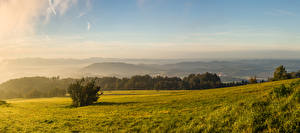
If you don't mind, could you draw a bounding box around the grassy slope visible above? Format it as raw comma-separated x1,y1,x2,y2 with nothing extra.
0,79,299,132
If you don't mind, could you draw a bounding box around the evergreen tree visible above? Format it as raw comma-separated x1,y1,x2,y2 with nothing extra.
273,65,289,81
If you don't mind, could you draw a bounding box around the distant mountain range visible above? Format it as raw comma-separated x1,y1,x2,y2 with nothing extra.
81,60,300,81
1,58,300,82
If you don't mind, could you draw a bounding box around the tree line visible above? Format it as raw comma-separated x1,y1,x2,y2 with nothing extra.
0,73,232,99
269,65,300,81
67,65,300,107
247,65,300,84
0,65,299,99
96,72,223,90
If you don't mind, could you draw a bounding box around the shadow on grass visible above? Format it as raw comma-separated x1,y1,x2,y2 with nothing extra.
0,101,11,107
91,102,137,106
64,102,137,108
103,94,139,95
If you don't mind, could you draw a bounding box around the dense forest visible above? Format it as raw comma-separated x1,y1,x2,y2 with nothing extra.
96,72,223,90
0,77,74,99
0,73,237,99
0,66,299,99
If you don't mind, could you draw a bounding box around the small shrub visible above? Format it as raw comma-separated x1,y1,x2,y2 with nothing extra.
273,84,293,98
249,76,258,84
67,78,102,107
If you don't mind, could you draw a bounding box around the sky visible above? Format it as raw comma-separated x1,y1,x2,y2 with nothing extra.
1,0,300,59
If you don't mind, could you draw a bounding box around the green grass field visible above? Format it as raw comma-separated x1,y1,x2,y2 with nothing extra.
0,79,299,132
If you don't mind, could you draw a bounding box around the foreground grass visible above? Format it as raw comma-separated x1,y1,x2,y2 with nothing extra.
0,79,299,132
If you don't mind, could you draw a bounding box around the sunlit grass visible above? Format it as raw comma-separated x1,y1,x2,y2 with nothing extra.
0,79,299,132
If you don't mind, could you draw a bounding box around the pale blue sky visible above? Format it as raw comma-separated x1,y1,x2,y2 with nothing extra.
1,0,300,59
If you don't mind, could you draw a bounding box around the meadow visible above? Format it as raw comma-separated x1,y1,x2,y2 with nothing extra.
0,79,299,132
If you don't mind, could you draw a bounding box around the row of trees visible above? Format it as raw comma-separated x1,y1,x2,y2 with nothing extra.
66,73,240,107
247,65,300,84
0,73,228,99
1,65,299,100
67,65,300,107
93,72,224,90
270,65,300,81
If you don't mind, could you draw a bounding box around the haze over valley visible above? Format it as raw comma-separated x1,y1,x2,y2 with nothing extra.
1,0,300,132
1,57,300,83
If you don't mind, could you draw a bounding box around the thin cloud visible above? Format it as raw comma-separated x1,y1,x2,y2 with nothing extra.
78,0,92,18
87,22,91,31
86,0,92,10
45,0,77,23
0,0,77,42
137,0,146,8
77,0,94,31
265,9,296,16
48,0,57,15
77,12,86,18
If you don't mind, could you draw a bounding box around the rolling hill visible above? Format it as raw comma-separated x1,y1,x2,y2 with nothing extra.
0,79,299,132
1,58,300,82
81,60,300,81
81,62,161,77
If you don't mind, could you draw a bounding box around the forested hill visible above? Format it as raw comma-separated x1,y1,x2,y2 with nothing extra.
0,77,74,99
81,62,160,77
1,65,299,99
0,73,231,99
